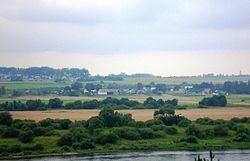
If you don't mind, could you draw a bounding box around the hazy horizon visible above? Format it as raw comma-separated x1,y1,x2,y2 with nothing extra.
0,0,250,76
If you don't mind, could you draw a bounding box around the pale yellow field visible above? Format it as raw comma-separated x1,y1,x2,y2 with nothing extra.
10,108,250,121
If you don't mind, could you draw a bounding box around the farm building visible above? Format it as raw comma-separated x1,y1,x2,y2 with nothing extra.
98,89,108,95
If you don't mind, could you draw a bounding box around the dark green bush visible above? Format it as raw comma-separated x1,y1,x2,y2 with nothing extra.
195,117,212,125
0,112,13,126
178,119,191,127
57,133,73,146
72,142,81,150
33,127,47,136
60,145,71,152
153,131,165,138
86,116,104,132
186,125,202,138
225,121,237,130
199,95,227,107
122,130,140,140
32,144,44,151
134,121,146,128
2,127,19,138
138,128,154,139
112,127,141,140
97,132,119,145
180,136,198,143
214,125,229,136
79,139,95,149
0,127,4,136
150,124,166,131
0,145,7,154
57,119,72,129
39,118,54,127
231,117,250,123
236,127,250,135
18,130,33,143
233,133,250,142
69,128,89,143
165,127,178,135
18,121,37,131
7,144,21,153
158,114,190,126
22,144,44,151
195,117,226,125
145,120,163,127
48,98,63,109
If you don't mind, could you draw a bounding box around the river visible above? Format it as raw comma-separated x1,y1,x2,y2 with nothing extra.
16,150,250,161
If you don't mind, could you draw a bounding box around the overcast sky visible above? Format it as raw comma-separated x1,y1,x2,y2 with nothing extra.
0,0,250,76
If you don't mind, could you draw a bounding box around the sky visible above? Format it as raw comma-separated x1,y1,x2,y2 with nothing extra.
0,0,250,76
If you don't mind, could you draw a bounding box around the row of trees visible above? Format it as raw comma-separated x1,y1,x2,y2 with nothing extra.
191,81,250,94
144,97,178,108
0,97,179,111
0,94,229,111
0,99,62,111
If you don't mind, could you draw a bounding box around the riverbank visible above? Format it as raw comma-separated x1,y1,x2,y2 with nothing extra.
2,147,250,160
15,150,250,161
0,110,249,160
1,136,250,160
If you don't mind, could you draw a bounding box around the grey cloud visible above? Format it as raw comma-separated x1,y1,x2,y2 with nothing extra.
0,0,249,54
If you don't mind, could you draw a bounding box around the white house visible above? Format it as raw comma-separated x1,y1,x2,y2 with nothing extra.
98,89,108,95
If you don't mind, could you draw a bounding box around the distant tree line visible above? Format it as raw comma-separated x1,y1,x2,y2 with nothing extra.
0,97,179,111
191,81,250,94
0,67,91,80
0,67,125,82
223,80,250,94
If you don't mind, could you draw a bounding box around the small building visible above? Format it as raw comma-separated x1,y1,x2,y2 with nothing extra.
184,86,193,90
98,89,108,95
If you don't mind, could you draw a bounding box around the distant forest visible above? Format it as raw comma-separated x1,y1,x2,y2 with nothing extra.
0,67,157,82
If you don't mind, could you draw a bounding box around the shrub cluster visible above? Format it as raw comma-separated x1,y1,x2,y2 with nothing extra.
0,112,72,145
199,95,227,107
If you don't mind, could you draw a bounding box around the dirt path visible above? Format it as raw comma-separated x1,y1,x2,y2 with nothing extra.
10,108,250,121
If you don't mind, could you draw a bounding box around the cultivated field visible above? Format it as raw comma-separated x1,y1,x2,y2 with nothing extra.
10,107,250,121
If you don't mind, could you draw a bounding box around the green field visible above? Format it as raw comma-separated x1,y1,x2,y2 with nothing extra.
121,76,250,85
0,81,71,90
1,75,250,90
